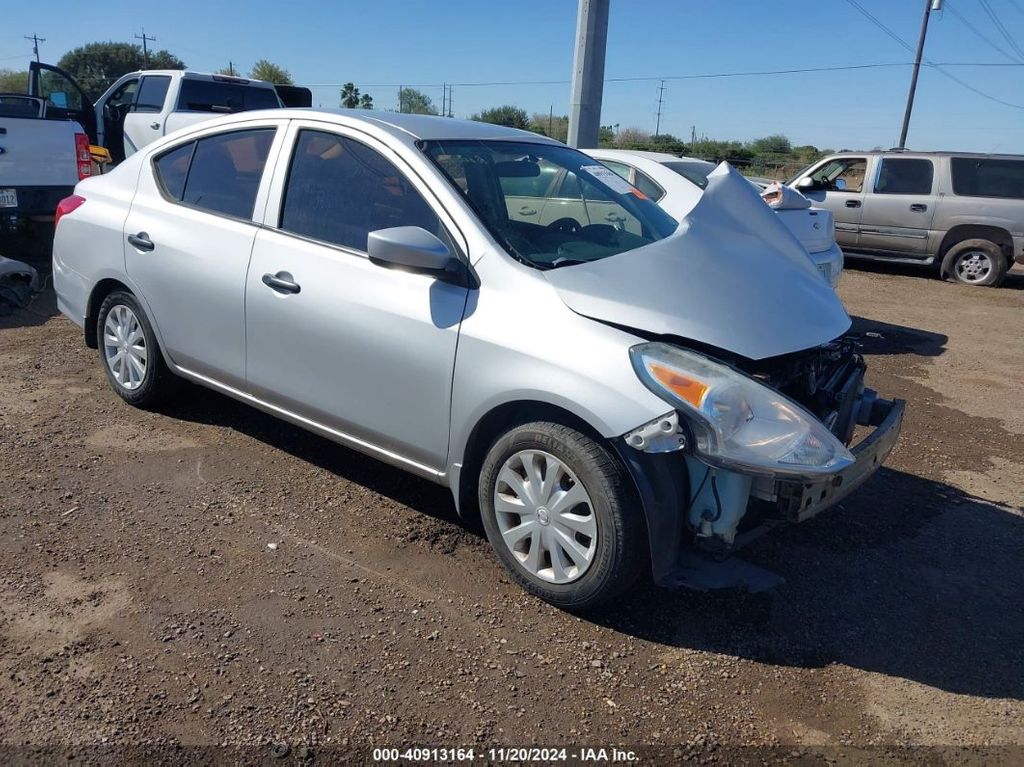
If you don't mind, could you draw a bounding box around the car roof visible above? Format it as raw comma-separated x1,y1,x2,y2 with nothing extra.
827,149,1024,161
195,108,562,144
586,148,716,166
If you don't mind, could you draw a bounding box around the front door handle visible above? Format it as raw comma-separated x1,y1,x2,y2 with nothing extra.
910,203,927,212
845,199,862,208
519,206,537,216
262,271,301,294
150,121,160,130
127,232,154,251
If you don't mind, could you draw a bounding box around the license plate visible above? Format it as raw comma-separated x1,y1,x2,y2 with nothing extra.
0,188,17,208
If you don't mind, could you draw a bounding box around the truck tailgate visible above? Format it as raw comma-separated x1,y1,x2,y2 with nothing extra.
0,116,79,188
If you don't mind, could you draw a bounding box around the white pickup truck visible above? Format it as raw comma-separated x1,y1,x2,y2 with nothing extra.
0,93,90,237
28,61,309,164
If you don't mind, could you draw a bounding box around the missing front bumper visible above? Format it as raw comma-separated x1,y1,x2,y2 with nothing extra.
777,397,906,523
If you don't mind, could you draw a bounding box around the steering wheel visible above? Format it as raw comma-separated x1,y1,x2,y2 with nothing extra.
546,217,582,234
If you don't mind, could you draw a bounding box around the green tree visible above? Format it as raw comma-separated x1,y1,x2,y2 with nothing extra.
340,82,358,107
359,93,374,110
58,42,185,100
397,87,437,115
249,59,293,85
471,105,530,130
0,69,29,93
529,113,569,143
749,134,792,156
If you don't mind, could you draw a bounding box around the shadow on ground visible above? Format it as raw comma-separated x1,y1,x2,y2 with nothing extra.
162,382,1023,702
845,257,1024,290
849,315,948,357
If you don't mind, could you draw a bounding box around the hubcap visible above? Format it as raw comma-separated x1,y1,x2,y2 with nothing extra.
103,304,148,390
955,250,992,283
493,449,597,584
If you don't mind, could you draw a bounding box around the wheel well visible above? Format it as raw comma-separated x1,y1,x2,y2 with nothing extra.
938,225,1013,265
457,401,609,527
84,279,131,348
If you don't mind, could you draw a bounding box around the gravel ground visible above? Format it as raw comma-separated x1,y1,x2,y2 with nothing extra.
0,256,1022,762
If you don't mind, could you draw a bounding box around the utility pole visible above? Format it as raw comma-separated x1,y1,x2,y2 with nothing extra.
398,86,404,113
899,0,943,149
447,86,453,117
567,0,610,148
228,61,235,76
441,83,446,117
655,79,666,136
135,27,156,66
24,33,45,63
548,105,554,137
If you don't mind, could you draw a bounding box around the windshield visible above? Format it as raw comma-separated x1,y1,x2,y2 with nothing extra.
423,140,677,269
661,160,716,189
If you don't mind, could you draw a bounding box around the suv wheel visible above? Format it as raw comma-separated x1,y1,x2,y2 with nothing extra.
941,239,1009,287
97,290,177,407
478,422,644,610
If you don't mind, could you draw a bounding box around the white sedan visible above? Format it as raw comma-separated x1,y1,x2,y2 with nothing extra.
585,149,844,288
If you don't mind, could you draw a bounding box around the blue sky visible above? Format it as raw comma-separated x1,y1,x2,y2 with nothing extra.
2,0,1023,152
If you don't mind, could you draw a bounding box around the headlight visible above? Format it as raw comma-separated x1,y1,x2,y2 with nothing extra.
630,342,854,477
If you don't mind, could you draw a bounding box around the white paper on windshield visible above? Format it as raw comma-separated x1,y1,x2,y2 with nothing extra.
580,165,635,195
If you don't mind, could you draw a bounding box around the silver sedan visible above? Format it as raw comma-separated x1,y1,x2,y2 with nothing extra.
52,110,903,609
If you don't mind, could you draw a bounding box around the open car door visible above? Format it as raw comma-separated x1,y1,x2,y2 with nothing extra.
28,62,97,144
273,84,312,108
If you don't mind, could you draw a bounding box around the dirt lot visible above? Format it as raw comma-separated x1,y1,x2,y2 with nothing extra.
1,257,1022,761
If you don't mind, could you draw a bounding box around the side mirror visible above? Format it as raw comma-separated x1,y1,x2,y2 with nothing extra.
796,177,816,191
368,226,455,274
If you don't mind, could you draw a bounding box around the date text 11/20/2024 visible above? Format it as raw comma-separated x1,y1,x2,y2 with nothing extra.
372,746,639,762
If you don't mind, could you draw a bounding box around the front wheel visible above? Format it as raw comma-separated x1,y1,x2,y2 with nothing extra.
941,239,1008,287
478,422,645,610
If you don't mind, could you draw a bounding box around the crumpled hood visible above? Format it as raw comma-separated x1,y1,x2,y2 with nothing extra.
544,163,851,360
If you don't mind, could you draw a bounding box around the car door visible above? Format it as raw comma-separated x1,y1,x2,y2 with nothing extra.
858,157,937,257
28,62,97,144
122,122,283,389
245,123,471,472
122,75,172,157
96,76,139,162
797,156,869,250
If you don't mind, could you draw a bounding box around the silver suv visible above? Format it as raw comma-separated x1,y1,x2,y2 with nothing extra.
789,151,1024,287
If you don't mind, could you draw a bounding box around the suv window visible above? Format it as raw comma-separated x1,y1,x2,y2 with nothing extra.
811,157,867,192
875,158,933,195
177,79,280,113
280,129,444,252
951,157,1024,199
154,129,275,218
134,76,171,113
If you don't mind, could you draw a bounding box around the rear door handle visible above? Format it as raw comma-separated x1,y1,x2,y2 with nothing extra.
519,206,537,216
150,122,160,130
262,271,301,294
910,203,927,212
845,199,862,208
127,232,154,251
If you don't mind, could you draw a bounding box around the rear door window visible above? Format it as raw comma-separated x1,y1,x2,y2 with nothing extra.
874,158,934,195
633,169,665,201
134,75,171,113
153,129,275,219
951,157,1024,199
178,79,280,113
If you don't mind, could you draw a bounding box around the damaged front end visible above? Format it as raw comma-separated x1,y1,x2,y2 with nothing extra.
0,255,42,315
615,336,905,592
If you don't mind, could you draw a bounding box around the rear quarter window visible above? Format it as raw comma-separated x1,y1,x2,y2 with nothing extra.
951,157,1024,200
153,141,195,199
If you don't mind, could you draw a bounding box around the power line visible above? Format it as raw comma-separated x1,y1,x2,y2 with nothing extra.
944,1,1023,63
843,0,1024,110
978,0,1024,61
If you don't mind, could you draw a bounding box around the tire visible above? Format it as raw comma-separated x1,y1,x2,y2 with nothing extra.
941,239,1009,287
96,290,177,408
478,422,644,610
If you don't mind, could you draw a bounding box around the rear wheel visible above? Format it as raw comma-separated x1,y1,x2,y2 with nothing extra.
97,290,176,407
941,239,1008,287
478,422,644,610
